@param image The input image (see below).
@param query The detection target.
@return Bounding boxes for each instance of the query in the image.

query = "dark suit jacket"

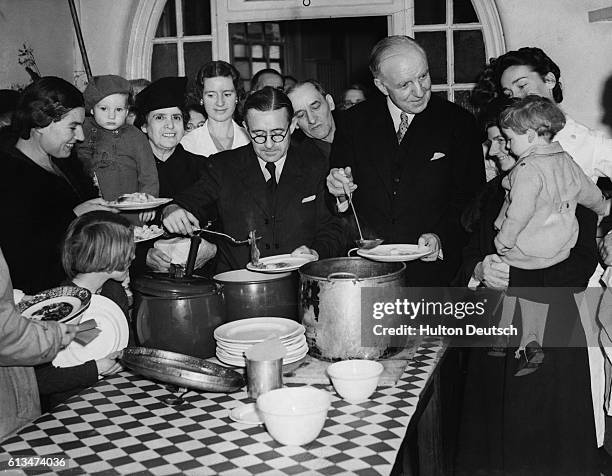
[174,144,344,272]
[330,95,484,285]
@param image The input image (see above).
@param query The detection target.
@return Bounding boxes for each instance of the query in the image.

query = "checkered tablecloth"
[0,339,445,476]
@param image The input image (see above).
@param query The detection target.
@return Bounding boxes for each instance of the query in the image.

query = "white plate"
[216,348,308,367]
[217,335,306,353]
[53,295,129,368]
[134,225,165,243]
[216,340,308,360]
[107,197,173,211]
[18,286,91,323]
[229,403,263,425]
[357,244,432,262]
[246,254,317,273]
[214,318,304,344]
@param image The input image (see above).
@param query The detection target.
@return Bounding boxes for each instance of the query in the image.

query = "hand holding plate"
[418,233,442,262]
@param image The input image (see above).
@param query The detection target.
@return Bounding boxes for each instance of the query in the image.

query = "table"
[0,339,445,475]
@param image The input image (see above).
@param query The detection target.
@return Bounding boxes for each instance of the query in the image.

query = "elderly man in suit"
[327,35,484,285]
[162,86,344,272]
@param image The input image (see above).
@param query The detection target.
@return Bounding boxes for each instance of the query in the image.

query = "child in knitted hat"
[78,75,159,204]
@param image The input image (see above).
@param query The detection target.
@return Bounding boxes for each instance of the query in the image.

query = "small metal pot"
[299,257,406,361]
[132,274,226,359]
[213,269,299,322]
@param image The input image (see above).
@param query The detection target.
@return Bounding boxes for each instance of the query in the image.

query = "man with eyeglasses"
[326,35,484,286]
[162,86,344,272]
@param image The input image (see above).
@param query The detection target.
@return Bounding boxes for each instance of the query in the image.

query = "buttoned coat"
[330,95,484,285]
[175,144,344,272]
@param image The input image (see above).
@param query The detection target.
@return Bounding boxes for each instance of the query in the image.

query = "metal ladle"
[342,181,383,250]
[194,228,261,246]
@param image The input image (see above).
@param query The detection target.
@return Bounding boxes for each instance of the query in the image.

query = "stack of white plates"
[214,317,308,367]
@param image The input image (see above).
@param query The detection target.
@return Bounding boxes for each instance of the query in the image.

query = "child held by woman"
[493,95,610,376]
[78,75,158,203]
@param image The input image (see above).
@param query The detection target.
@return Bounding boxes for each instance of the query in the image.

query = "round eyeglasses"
[248,125,290,144]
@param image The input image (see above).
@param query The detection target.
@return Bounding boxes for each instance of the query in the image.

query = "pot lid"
[213,269,292,283]
[132,273,217,297]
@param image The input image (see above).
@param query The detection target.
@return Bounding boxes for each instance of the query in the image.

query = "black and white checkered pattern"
[0,339,444,475]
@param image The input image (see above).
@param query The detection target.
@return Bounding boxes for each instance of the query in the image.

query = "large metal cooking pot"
[213,269,298,322]
[299,257,406,361]
[132,274,226,359]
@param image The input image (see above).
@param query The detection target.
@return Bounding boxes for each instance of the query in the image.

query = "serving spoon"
[194,228,261,245]
[341,179,383,250]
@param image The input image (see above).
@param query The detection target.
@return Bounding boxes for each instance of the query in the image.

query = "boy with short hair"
[78,75,158,202]
[493,95,610,375]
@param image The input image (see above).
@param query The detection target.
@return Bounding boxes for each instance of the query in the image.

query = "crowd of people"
[2,34,612,473]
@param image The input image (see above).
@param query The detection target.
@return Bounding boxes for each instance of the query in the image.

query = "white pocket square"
[301,195,316,203]
[430,152,446,161]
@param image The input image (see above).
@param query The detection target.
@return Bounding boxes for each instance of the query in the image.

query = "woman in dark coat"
[0,77,117,294]
[454,101,601,475]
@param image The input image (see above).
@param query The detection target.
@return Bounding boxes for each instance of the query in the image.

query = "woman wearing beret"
[133,77,213,274]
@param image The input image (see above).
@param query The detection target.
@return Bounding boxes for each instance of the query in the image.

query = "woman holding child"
[454,50,605,474]
[0,77,118,294]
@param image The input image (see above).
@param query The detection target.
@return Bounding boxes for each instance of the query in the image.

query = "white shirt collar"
[386,97,415,131]
[258,154,287,183]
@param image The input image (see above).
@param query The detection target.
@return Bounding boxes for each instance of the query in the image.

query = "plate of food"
[246,254,317,273]
[357,244,432,262]
[106,193,173,210]
[134,224,165,243]
[18,286,92,323]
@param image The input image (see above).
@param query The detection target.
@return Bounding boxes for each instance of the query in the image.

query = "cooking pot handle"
[327,272,361,281]
[214,283,224,295]
[347,248,359,256]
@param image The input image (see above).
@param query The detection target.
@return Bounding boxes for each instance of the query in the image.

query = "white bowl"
[256,387,331,445]
[327,359,384,403]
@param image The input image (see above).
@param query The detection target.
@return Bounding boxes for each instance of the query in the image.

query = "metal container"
[132,274,226,359]
[246,357,283,399]
[299,257,406,361]
[122,347,244,392]
[213,269,299,322]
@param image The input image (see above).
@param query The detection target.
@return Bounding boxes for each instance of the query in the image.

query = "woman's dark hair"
[243,86,294,125]
[12,76,84,140]
[471,47,563,118]
[196,61,243,100]
[461,97,513,233]
[493,47,563,103]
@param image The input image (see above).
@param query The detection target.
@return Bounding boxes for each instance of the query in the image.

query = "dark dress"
[0,141,96,294]
[454,177,601,475]
[132,145,208,276]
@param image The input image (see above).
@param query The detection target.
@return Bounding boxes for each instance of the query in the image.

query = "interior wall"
[0,0,74,89]
[77,0,139,78]
[3,1,611,135]
[496,0,612,135]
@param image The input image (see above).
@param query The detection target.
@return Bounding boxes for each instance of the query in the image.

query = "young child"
[78,75,159,202]
[35,211,135,411]
[493,95,610,376]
